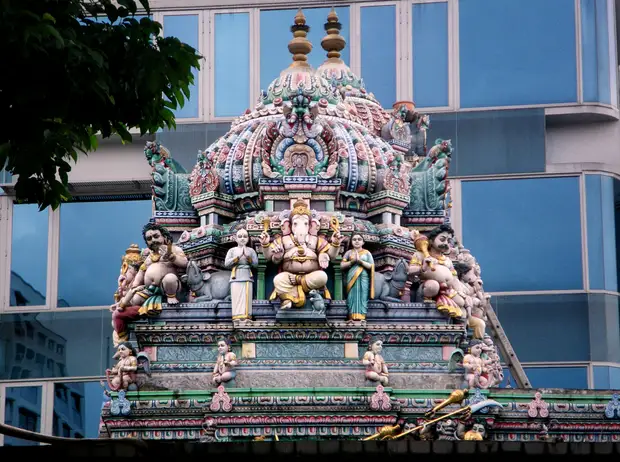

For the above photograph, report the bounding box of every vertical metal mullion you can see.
[0,196,13,313]
[46,207,60,310]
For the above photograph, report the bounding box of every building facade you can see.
[0,0,619,445]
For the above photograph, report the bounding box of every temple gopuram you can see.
[99,9,620,445]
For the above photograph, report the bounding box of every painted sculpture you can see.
[98,9,612,446]
[409,224,467,319]
[106,342,138,391]
[259,200,342,310]
[341,233,375,321]
[463,339,491,389]
[120,222,188,313]
[224,229,259,320]
[212,339,238,386]
[363,338,389,386]
[110,244,145,347]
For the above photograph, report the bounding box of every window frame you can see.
[0,377,105,446]
[408,0,456,112]
[207,8,258,122]
[354,1,402,110]
[158,10,206,124]
[0,193,153,313]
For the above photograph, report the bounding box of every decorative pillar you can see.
[256,261,267,300]
[332,257,343,300]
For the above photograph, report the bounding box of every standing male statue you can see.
[259,199,342,310]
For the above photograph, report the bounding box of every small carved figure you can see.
[259,200,342,310]
[308,289,326,314]
[463,422,486,441]
[463,340,491,389]
[224,229,259,320]
[110,244,145,347]
[436,419,459,440]
[482,334,503,387]
[341,233,375,321]
[408,225,467,319]
[454,247,488,339]
[373,259,409,303]
[182,260,232,303]
[212,339,238,386]
[120,223,188,315]
[363,338,389,386]
[106,342,138,391]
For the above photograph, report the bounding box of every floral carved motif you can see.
[369,385,392,412]
[527,392,549,418]
[210,385,233,413]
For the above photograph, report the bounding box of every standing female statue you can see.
[224,228,259,320]
[341,233,375,321]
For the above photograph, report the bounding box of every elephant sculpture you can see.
[181,260,232,304]
[373,259,409,303]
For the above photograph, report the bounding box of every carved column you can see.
[256,261,267,300]
[332,257,343,300]
[401,280,413,302]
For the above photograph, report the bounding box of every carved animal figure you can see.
[373,259,409,303]
[181,260,232,303]
[308,289,326,314]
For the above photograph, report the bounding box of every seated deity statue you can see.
[363,338,389,386]
[119,222,188,316]
[408,224,467,319]
[259,200,342,310]
[110,244,145,347]
[106,342,138,391]
[212,339,238,386]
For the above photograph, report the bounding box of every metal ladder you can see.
[485,302,531,389]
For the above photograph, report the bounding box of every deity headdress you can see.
[291,199,312,219]
[121,244,144,273]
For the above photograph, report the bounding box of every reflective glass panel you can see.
[4,386,42,446]
[57,200,152,307]
[10,204,48,306]
[53,382,105,438]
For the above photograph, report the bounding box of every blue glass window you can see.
[3,386,42,446]
[53,382,104,438]
[581,0,611,104]
[0,311,112,380]
[495,294,590,362]
[215,13,250,117]
[361,5,396,108]
[412,2,449,107]
[425,109,546,176]
[10,204,48,306]
[593,365,620,389]
[462,177,583,291]
[523,366,588,389]
[459,0,577,107]
[585,175,617,291]
[57,200,152,307]
[163,15,200,119]
[259,7,350,92]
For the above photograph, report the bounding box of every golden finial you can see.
[321,7,346,61]
[288,9,312,68]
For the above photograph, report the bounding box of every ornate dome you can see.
[189,9,414,208]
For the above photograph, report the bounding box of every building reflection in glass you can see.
[3,386,42,446]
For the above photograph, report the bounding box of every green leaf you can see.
[42,13,56,24]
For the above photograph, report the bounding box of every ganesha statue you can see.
[110,244,145,347]
[259,199,342,310]
[408,224,468,320]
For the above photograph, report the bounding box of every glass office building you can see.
[1,0,619,445]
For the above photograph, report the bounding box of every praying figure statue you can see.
[212,338,238,386]
[341,233,375,321]
[224,228,259,320]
